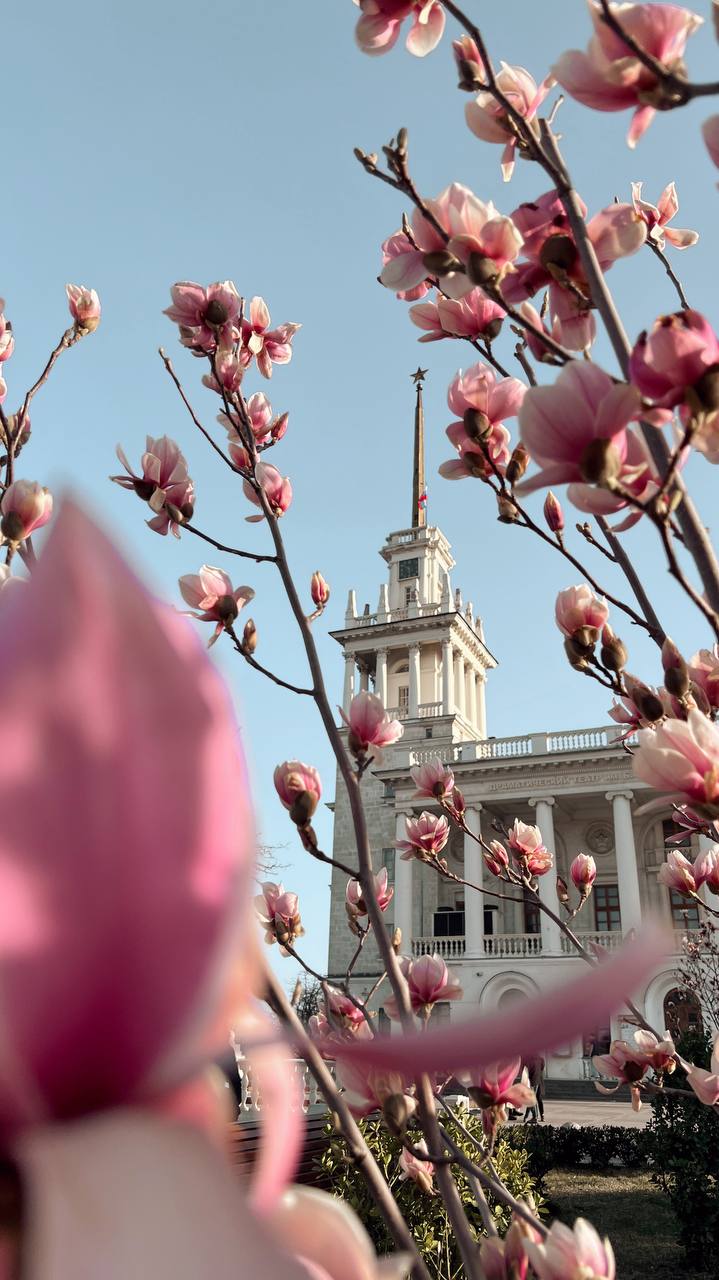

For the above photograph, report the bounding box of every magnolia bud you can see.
[396,127,408,156]
[463,408,492,441]
[573,626,599,651]
[242,618,258,654]
[690,680,712,715]
[467,252,499,287]
[661,637,690,697]
[289,791,319,826]
[634,686,664,723]
[686,364,719,414]
[450,786,466,819]
[422,250,462,276]
[539,233,578,275]
[311,571,330,607]
[600,624,628,673]
[564,637,590,670]
[579,439,622,486]
[556,875,570,906]
[543,490,564,534]
[497,494,519,524]
[391,927,402,953]
[506,444,529,486]
[484,316,504,341]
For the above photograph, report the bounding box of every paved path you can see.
[522,1099,648,1128]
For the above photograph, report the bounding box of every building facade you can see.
[326,377,705,1080]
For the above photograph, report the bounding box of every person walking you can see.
[523,1055,545,1123]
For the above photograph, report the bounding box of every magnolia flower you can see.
[202,346,245,395]
[543,491,564,533]
[440,361,525,482]
[0,303,14,363]
[508,820,553,876]
[164,280,241,352]
[273,761,322,825]
[525,1217,615,1280]
[633,711,719,814]
[267,1186,412,1280]
[178,566,254,645]
[629,309,719,408]
[683,1034,719,1106]
[320,986,368,1032]
[354,0,445,59]
[396,811,450,861]
[594,1029,675,1109]
[658,848,697,894]
[254,882,305,951]
[335,1059,416,1120]
[243,462,293,522]
[66,282,101,333]
[111,435,194,538]
[570,853,597,895]
[693,844,719,894]
[410,758,455,800]
[240,297,301,379]
[630,182,698,250]
[518,361,642,501]
[553,1,703,148]
[410,289,504,344]
[465,1059,535,1111]
[484,839,510,878]
[381,231,431,301]
[689,647,719,710]
[340,691,404,757]
[0,479,53,544]
[466,62,554,181]
[310,571,330,607]
[555,585,609,640]
[398,1142,435,1193]
[384,954,462,1019]
[346,867,394,917]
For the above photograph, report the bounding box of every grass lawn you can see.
[544,1169,712,1280]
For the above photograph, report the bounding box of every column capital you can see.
[528,795,555,808]
[376,646,388,657]
[344,651,356,664]
[409,641,421,653]
[465,802,483,813]
[606,789,634,803]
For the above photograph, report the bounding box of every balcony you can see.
[411,930,691,959]
[406,723,636,768]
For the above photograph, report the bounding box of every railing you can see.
[406,724,633,769]
[419,701,442,718]
[412,935,466,958]
[235,1057,334,1120]
[483,933,542,957]
[560,931,624,954]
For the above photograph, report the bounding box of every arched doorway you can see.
[663,987,703,1038]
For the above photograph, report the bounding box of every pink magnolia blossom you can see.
[66,282,101,333]
[555,584,609,640]
[693,843,719,894]
[683,1034,719,1105]
[410,758,455,800]
[466,62,555,181]
[254,882,305,951]
[629,309,719,408]
[380,183,522,300]
[410,289,504,344]
[334,1059,416,1119]
[479,1221,540,1280]
[658,848,697,894]
[270,1188,413,1280]
[0,304,14,363]
[346,867,394,917]
[508,820,553,876]
[111,435,194,538]
[702,114,719,169]
[630,181,698,250]
[543,490,565,533]
[396,811,450,862]
[354,0,445,59]
[465,1059,535,1111]
[570,853,597,895]
[518,361,642,503]
[689,647,719,710]
[398,1142,435,1194]
[484,839,510,878]
[310,571,330,607]
[321,986,367,1033]
[439,361,526,482]
[164,280,241,352]
[340,691,404,756]
[243,462,293,522]
[525,1218,615,1280]
[384,953,462,1019]
[219,394,288,449]
[178,565,254,646]
[552,2,703,148]
[0,480,53,544]
[594,1030,675,1109]
[380,231,431,302]
[633,711,719,814]
[273,761,322,824]
[202,346,245,395]
[240,297,301,379]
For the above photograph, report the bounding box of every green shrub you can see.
[318,1113,541,1280]
[504,1123,650,1179]
[645,1031,719,1267]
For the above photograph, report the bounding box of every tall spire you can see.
[411,366,428,529]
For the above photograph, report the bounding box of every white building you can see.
[326,373,705,1080]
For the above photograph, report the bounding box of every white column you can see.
[529,796,562,954]
[409,644,421,718]
[375,649,388,705]
[476,673,487,738]
[467,669,478,729]
[441,640,454,715]
[607,790,642,933]
[464,806,484,957]
[394,811,414,951]
[454,652,466,717]
[342,653,356,712]
[359,666,369,694]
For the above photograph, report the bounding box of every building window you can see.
[381,849,396,889]
[669,889,700,931]
[523,892,540,935]
[662,818,691,849]
[399,558,419,581]
[433,907,465,937]
[398,685,409,716]
[404,586,413,606]
[594,884,622,932]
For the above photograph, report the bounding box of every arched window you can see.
[663,987,703,1038]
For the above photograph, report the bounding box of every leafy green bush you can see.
[505,1123,650,1178]
[645,1031,719,1267]
[318,1113,541,1280]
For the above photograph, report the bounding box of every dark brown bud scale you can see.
[422,250,462,276]
[204,299,229,326]
[687,363,719,414]
[466,252,499,286]
[579,439,621,487]
[463,408,492,441]
[539,234,578,275]
[506,444,529,486]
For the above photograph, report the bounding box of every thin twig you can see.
[595,515,666,643]
[183,521,276,564]
[646,240,690,310]
[159,347,241,473]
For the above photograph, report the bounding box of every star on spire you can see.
[411,366,428,386]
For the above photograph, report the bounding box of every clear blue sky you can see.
[4,1,719,980]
